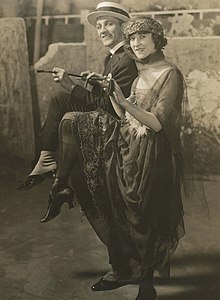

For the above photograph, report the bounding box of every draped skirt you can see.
[61,109,185,281]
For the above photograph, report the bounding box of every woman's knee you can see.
[59,119,73,142]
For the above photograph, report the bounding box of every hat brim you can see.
[87,11,130,27]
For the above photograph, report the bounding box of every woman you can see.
[41,17,188,300]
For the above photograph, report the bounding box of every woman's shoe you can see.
[135,283,157,300]
[40,179,74,223]
[17,169,56,191]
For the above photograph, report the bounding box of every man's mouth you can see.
[101,34,111,39]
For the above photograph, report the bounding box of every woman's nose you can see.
[133,38,140,46]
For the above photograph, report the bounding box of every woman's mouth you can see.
[134,48,145,53]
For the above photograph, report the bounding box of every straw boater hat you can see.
[87,2,130,27]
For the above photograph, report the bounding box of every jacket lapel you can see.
[104,46,125,76]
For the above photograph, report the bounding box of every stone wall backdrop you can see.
[186,70,220,175]
[34,42,87,125]
[0,18,34,161]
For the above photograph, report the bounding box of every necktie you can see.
[104,52,112,66]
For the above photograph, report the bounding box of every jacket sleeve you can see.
[68,54,138,116]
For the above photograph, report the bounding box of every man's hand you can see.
[53,67,75,93]
[80,70,104,87]
[80,70,103,80]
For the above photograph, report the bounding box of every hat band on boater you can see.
[97,6,129,18]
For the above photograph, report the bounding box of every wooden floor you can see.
[0,161,219,300]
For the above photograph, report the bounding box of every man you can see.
[17,2,138,191]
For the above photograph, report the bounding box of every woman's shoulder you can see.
[164,60,184,77]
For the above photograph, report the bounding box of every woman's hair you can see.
[122,16,167,51]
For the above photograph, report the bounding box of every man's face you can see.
[96,16,123,49]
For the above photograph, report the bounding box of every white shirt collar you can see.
[110,41,124,55]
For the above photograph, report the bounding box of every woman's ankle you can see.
[136,282,157,300]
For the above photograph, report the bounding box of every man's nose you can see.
[99,25,107,33]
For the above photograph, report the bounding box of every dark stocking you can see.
[136,268,156,300]
[55,118,77,182]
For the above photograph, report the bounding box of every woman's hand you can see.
[53,67,74,92]
[110,80,126,106]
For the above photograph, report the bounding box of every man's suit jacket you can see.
[69,46,138,118]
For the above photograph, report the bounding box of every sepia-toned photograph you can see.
[0,1,219,299]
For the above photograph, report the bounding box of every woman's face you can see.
[129,32,156,59]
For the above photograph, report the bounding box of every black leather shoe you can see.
[91,278,132,291]
[17,170,56,191]
[40,179,74,223]
[135,283,157,300]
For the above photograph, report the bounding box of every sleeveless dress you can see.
[63,53,185,281]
